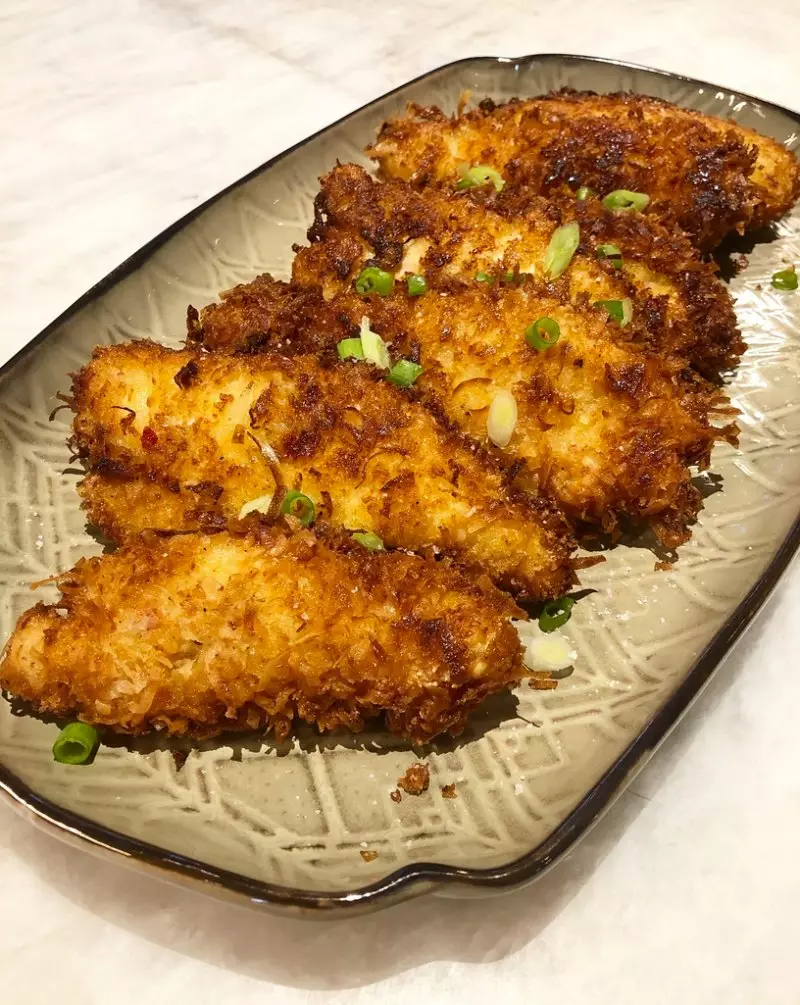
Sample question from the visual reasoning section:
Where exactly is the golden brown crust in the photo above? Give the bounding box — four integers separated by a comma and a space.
367, 90, 800, 249
69, 341, 575, 599
0, 528, 526, 742
185, 266, 737, 546
292, 163, 743, 375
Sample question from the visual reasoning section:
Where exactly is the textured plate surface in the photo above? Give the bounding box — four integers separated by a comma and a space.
1, 54, 799, 913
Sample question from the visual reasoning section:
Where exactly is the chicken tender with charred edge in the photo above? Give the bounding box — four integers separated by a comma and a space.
69, 341, 576, 600
291, 164, 743, 376
0, 528, 528, 742
182, 272, 737, 548
367, 90, 800, 250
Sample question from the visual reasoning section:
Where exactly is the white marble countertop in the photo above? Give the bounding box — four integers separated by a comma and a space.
2, 2, 799, 1002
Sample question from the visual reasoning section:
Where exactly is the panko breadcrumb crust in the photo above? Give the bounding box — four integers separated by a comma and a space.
70, 341, 576, 599
0, 528, 527, 742
367, 90, 800, 250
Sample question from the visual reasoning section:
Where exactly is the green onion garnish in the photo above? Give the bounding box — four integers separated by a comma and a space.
576, 186, 593, 201
502, 270, 516, 284
359, 316, 391, 369
355, 266, 394, 296
52, 722, 100, 765
525, 317, 561, 351
595, 298, 633, 327
387, 359, 424, 387
596, 243, 623, 269
475, 271, 495, 284
602, 190, 650, 212
457, 163, 505, 193
544, 221, 580, 279
280, 489, 316, 527
352, 531, 384, 551
337, 337, 365, 360
772, 266, 798, 291
407, 274, 428, 296
538, 597, 575, 633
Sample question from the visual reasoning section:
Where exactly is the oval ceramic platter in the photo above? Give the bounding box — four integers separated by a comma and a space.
1, 54, 799, 915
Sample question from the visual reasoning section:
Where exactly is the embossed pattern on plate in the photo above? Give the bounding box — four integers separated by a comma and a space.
1, 55, 799, 913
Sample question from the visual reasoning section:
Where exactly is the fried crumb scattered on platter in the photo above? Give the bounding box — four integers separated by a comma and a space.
528, 671, 559, 690
441, 783, 457, 799
360, 849, 379, 862
390, 788, 403, 803
397, 762, 430, 795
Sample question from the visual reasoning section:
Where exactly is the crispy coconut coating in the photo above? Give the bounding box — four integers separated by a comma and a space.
292, 164, 743, 375
185, 273, 737, 546
367, 90, 800, 249
0, 528, 527, 741
69, 341, 575, 599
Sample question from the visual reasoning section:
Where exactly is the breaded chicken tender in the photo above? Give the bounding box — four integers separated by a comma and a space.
0, 528, 527, 741
367, 90, 800, 249
293, 164, 743, 375
185, 273, 737, 546
70, 341, 575, 599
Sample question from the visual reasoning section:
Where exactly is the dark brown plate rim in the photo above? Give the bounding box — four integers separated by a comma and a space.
1, 52, 799, 915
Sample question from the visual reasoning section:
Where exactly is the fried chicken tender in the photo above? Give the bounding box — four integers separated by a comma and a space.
0, 528, 527, 741
292, 164, 742, 375
367, 90, 800, 249
185, 273, 737, 546
70, 341, 575, 599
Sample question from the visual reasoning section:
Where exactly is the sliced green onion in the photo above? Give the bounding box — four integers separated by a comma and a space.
538, 596, 575, 633
544, 221, 580, 279
355, 266, 394, 296
525, 317, 561, 351
407, 274, 428, 296
772, 266, 798, 291
280, 489, 316, 527
352, 531, 384, 551
596, 243, 623, 269
457, 163, 505, 193
387, 359, 424, 387
487, 389, 517, 448
502, 270, 517, 284
576, 186, 593, 201
53, 722, 99, 765
475, 271, 495, 284
602, 189, 650, 212
359, 316, 391, 370
337, 337, 365, 360
595, 298, 633, 327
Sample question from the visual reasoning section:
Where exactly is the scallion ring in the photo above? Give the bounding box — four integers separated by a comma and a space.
407, 274, 428, 296
52, 722, 100, 765
355, 266, 394, 296
576, 186, 593, 201
387, 359, 423, 388
359, 316, 391, 369
544, 221, 580, 279
280, 489, 316, 527
596, 243, 623, 270
486, 389, 518, 448
602, 189, 650, 212
457, 163, 505, 193
475, 271, 495, 285
352, 531, 384, 551
772, 266, 798, 291
336, 337, 365, 361
538, 596, 575, 633
595, 298, 633, 327
525, 317, 561, 351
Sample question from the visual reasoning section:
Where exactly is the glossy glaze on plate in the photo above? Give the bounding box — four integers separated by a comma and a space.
1, 54, 799, 913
